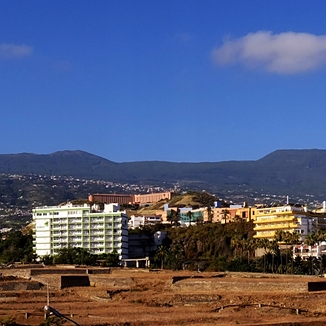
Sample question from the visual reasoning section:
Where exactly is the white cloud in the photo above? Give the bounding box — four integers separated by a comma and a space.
0, 43, 33, 59
212, 31, 326, 74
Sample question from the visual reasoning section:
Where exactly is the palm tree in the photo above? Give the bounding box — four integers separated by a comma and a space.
310, 230, 325, 275
221, 209, 230, 224
168, 209, 180, 227
154, 245, 169, 269
187, 210, 193, 226
257, 238, 270, 273
243, 238, 255, 265
269, 240, 279, 273
305, 233, 316, 275
305, 233, 316, 247
287, 232, 300, 274
283, 231, 293, 273
206, 206, 214, 223
231, 236, 243, 260
274, 230, 286, 273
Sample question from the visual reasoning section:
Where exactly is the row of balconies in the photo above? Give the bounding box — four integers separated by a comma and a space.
51, 229, 123, 236
254, 223, 298, 231
51, 237, 127, 243
256, 216, 297, 223
51, 225, 123, 231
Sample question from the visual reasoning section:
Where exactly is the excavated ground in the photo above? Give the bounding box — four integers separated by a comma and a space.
1, 268, 326, 325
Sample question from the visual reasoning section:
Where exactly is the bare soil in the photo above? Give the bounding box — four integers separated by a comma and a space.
1, 269, 326, 325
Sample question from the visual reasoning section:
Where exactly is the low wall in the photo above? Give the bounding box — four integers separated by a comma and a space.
89, 276, 134, 288
61, 276, 90, 289
30, 269, 87, 276
172, 279, 308, 293
0, 281, 43, 291
87, 268, 111, 274
30, 268, 111, 276
308, 281, 326, 292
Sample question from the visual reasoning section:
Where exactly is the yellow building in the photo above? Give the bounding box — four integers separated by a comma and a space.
253, 204, 315, 241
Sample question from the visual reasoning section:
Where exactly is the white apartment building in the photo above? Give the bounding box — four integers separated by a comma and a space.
33, 202, 128, 259
128, 215, 162, 229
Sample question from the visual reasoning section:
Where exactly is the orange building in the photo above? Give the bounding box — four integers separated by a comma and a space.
89, 192, 173, 206
133, 192, 172, 205
89, 194, 133, 205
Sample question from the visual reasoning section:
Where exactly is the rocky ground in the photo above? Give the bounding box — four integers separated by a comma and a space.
1, 268, 326, 325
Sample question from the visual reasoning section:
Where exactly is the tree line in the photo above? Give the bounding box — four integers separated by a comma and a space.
2, 223, 326, 275
153, 224, 326, 275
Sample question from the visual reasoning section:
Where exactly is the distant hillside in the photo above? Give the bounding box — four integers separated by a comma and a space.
0, 151, 117, 178
1, 149, 326, 202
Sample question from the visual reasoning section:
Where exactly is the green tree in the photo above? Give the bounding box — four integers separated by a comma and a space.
187, 210, 193, 226
221, 209, 230, 224
256, 238, 270, 273
167, 209, 180, 227
206, 206, 213, 223
154, 245, 169, 269
0, 231, 33, 264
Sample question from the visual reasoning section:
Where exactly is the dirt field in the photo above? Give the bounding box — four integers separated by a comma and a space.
1, 268, 326, 325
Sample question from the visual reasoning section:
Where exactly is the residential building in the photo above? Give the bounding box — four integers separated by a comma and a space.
33, 203, 128, 259
293, 242, 326, 259
253, 204, 315, 241
163, 206, 205, 226
210, 205, 255, 223
128, 214, 162, 229
162, 203, 254, 225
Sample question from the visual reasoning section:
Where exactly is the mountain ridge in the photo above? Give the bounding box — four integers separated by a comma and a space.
1, 149, 326, 201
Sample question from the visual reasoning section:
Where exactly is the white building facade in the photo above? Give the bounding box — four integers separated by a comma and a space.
128, 215, 162, 229
33, 203, 128, 259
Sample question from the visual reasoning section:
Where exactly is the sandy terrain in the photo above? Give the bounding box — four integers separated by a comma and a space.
1, 268, 326, 325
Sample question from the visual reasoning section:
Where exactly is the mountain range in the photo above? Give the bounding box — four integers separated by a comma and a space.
0, 149, 326, 203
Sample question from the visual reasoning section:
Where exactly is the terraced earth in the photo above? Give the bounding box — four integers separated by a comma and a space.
1, 268, 326, 325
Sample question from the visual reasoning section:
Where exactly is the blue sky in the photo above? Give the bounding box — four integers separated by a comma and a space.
2, 1, 326, 163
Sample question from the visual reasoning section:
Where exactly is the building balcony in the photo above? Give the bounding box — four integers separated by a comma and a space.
69, 225, 83, 229
91, 231, 104, 236
90, 219, 104, 223
53, 225, 68, 230
91, 237, 104, 241
255, 216, 297, 223
69, 219, 82, 223
253, 233, 274, 239
254, 223, 298, 231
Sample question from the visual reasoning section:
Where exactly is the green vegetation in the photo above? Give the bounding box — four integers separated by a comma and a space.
151, 225, 326, 275
42, 248, 120, 267
0, 231, 34, 264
